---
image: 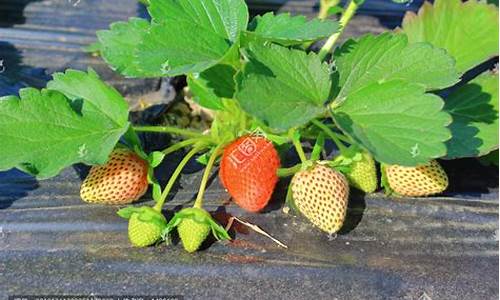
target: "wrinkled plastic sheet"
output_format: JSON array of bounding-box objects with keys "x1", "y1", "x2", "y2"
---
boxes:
[
  {"x1": 1, "y1": 166, "x2": 498, "y2": 299},
  {"x1": 0, "y1": 0, "x2": 498, "y2": 299}
]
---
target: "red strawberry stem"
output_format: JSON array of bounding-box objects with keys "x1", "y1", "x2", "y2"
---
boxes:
[
  {"x1": 311, "y1": 119, "x2": 349, "y2": 154},
  {"x1": 133, "y1": 125, "x2": 207, "y2": 139},
  {"x1": 153, "y1": 144, "x2": 208, "y2": 211},
  {"x1": 193, "y1": 144, "x2": 225, "y2": 209},
  {"x1": 289, "y1": 128, "x2": 307, "y2": 163}
]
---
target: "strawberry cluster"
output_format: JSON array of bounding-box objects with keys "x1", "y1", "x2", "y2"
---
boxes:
[
  {"x1": 1, "y1": 0, "x2": 495, "y2": 254},
  {"x1": 80, "y1": 130, "x2": 449, "y2": 251}
]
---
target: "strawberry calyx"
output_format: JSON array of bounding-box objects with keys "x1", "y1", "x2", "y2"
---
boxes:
[
  {"x1": 330, "y1": 145, "x2": 378, "y2": 193},
  {"x1": 331, "y1": 145, "x2": 364, "y2": 165},
  {"x1": 118, "y1": 205, "x2": 168, "y2": 247},
  {"x1": 380, "y1": 163, "x2": 396, "y2": 196},
  {"x1": 284, "y1": 180, "x2": 299, "y2": 213},
  {"x1": 209, "y1": 99, "x2": 251, "y2": 146},
  {"x1": 117, "y1": 206, "x2": 168, "y2": 231},
  {"x1": 161, "y1": 207, "x2": 231, "y2": 243},
  {"x1": 145, "y1": 151, "x2": 166, "y2": 202}
]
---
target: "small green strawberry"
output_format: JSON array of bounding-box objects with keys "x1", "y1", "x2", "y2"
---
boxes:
[
  {"x1": 332, "y1": 147, "x2": 377, "y2": 193},
  {"x1": 118, "y1": 206, "x2": 167, "y2": 247},
  {"x1": 177, "y1": 210, "x2": 211, "y2": 253},
  {"x1": 163, "y1": 207, "x2": 230, "y2": 253}
]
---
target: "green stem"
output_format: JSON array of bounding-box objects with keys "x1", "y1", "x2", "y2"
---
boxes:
[
  {"x1": 277, "y1": 164, "x2": 302, "y2": 177},
  {"x1": 325, "y1": 125, "x2": 351, "y2": 143},
  {"x1": 193, "y1": 144, "x2": 224, "y2": 209},
  {"x1": 318, "y1": 0, "x2": 341, "y2": 20},
  {"x1": 161, "y1": 138, "x2": 212, "y2": 156},
  {"x1": 289, "y1": 128, "x2": 307, "y2": 163},
  {"x1": 133, "y1": 126, "x2": 205, "y2": 139},
  {"x1": 318, "y1": 0, "x2": 360, "y2": 61},
  {"x1": 311, "y1": 119, "x2": 349, "y2": 153},
  {"x1": 153, "y1": 144, "x2": 207, "y2": 211},
  {"x1": 310, "y1": 132, "x2": 325, "y2": 161}
]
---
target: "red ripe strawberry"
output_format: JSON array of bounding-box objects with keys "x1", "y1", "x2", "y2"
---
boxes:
[
  {"x1": 80, "y1": 148, "x2": 149, "y2": 204},
  {"x1": 219, "y1": 135, "x2": 280, "y2": 212}
]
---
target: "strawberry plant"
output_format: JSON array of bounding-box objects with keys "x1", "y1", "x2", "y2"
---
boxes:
[{"x1": 0, "y1": 0, "x2": 498, "y2": 249}]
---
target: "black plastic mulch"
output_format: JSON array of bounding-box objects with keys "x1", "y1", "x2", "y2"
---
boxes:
[{"x1": 0, "y1": 1, "x2": 498, "y2": 299}]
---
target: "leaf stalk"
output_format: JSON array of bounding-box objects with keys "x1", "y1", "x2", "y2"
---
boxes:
[
  {"x1": 277, "y1": 164, "x2": 303, "y2": 177},
  {"x1": 161, "y1": 138, "x2": 213, "y2": 156},
  {"x1": 318, "y1": 0, "x2": 341, "y2": 20},
  {"x1": 311, "y1": 119, "x2": 349, "y2": 153},
  {"x1": 318, "y1": 0, "x2": 360, "y2": 61},
  {"x1": 289, "y1": 128, "x2": 307, "y2": 163},
  {"x1": 133, "y1": 125, "x2": 206, "y2": 139}
]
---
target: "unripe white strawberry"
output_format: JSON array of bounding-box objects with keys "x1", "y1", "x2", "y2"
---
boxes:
[
  {"x1": 291, "y1": 164, "x2": 349, "y2": 234},
  {"x1": 383, "y1": 160, "x2": 448, "y2": 197},
  {"x1": 80, "y1": 148, "x2": 149, "y2": 204}
]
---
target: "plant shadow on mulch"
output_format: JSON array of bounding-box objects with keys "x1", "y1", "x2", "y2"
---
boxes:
[
  {"x1": 0, "y1": 0, "x2": 44, "y2": 28},
  {"x1": 0, "y1": 169, "x2": 40, "y2": 209}
]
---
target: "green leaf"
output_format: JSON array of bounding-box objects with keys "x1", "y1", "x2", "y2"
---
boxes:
[
  {"x1": 206, "y1": 217, "x2": 231, "y2": 241},
  {"x1": 444, "y1": 71, "x2": 499, "y2": 159},
  {"x1": 147, "y1": 151, "x2": 165, "y2": 202},
  {"x1": 479, "y1": 150, "x2": 499, "y2": 167},
  {"x1": 332, "y1": 80, "x2": 452, "y2": 166},
  {"x1": 187, "y1": 64, "x2": 237, "y2": 110},
  {"x1": 196, "y1": 152, "x2": 210, "y2": 166},
  {"x1": 247, "y1": 12, "x2": 339, "y2": 46},
  {"x1": 151, "y1": 182, "x2": 162, "y2": 202},
  {"x1": 148, "y1": 151, "x2": 165, "y2": 168},
  {"x1": 149, "y1": 0, "x2": 248, "y2": 43},
  {"x1": 327, "y1": 6, "x2": 344, "y2": 16},
  {"x1": 96, "y1": 18, "x2": 150, "y2": 77},
  {"x1": 47, "y1": 68, "x2": 129, "y2": 126},
  {"x1": 123, "y1": 126, "x2": 144, "y2": 157},
  {"x1": 236, "y1": 43, "x2": 331, "y2": 130},
  {"x1": 135, "y1": 23, "x2": 232, "y2": 77},
  {"x1": 0, "y1": 88, "x2": 128, "y2": 179},
  {"x1": 285, "y1": 179, "x2": 299, "y2": 212},
  {"x1": 402, "y1": 0, "x2": 499, "y2": 74},
  {"x1": 334, "y1": 33, "x2": 460, "y2": 101},
  {"x1": 135, "y1": 0, "x2": 248, "y2": 76},
  {"x1": 84, "y1": 41, "x2": 102, "y2": 54},
  {"x1": 380, "y1": 164, "x2": 394, "y2": 195}
]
